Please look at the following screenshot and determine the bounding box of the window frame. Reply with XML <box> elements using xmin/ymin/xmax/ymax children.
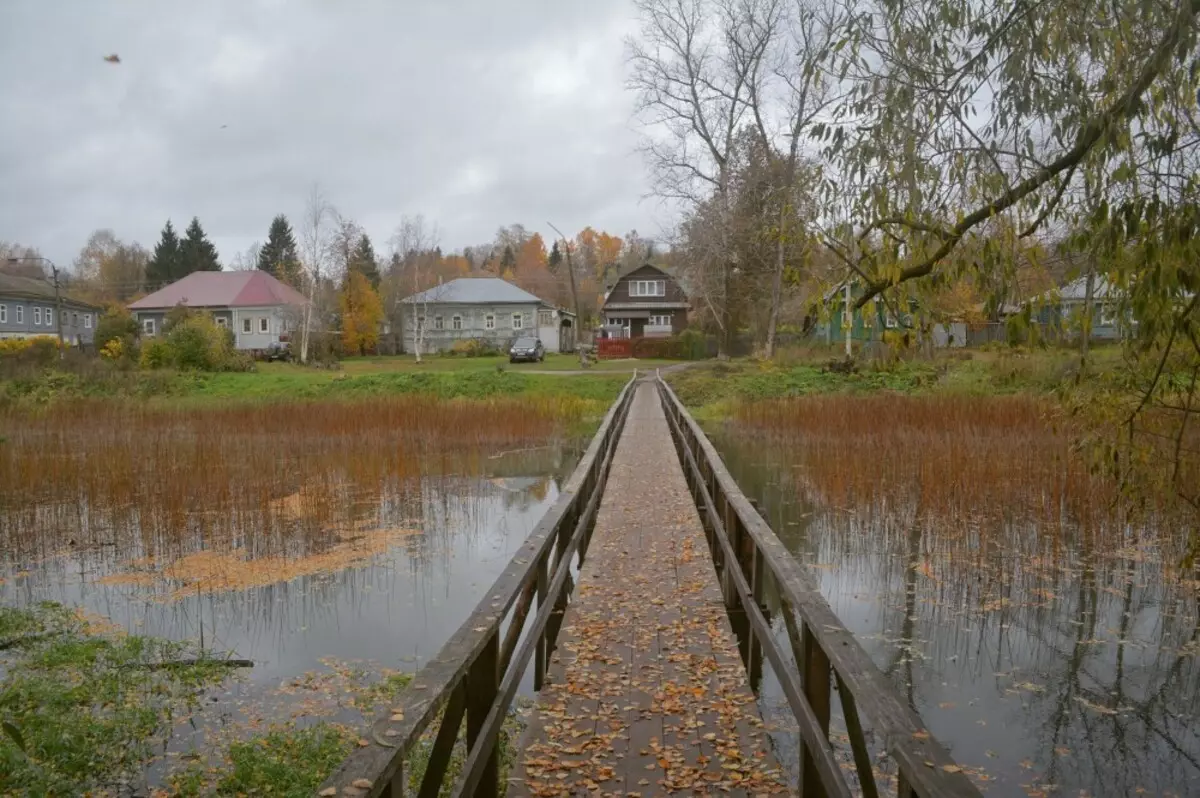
<box><xmin>33</xmin><ymin>307</ymin><xmax>41</xmax><ymax>326</ymax></box>
<box><xmin>84</xmin><ymin>313</ymin><xmax>91</xmax><ymax>329</ymax></box>
<box><xmin>46</xmin><ymin>308</ymin><xmax>53</xmax><ymax>327</ymax></box>
<box><xmin>0</xmin><ymin>304</ymin><xmax>6</xmax><ymax>324</ymax></box>
<box><xmin>143</xmin><ymin>318</ymin><xmax>156</xmax><ymax>336</ymax></box>
<box><xmin>215</xmin><ymin>316</ymin><xmax>228</xmax><ymax>329</ymax></box>
<box><xmin>884</xmin><ymin>311</ymin><xmax>898</xmax><ymax>329</ymax></box>
<box><xmin>72</xmin><ymin>312</ymin><xmax>79</xmax><ymax>327</ymax></box>
<box><xmin>1098</xmin><ymin>303</ymin><xmax>1117</xmax><ymax>327</ymax></box>
<box><xmin>434</xmin><ymin>315</ymin><xmax>444</xmax><ymax>330</ymax></box>
<box><xmin>649</xmin><ymin>314</ymin><xmax>671</xmax><ymax>327</ymax></box>
<box><xmin>538</xmin><ymin>310</ymin><xmax>554</xmax><ymax>326</ymax></box>
<box><xmin>484</xmin><ymin>314</ymin><xmax>495</xmax><ymax>330</ymax></box>
<box><xmin>259</xmin><ymin>317</ymin><xmax>269</xmax><ymax>334</ymax></box>
<box><xmin>242</xmin><ymin>317</ymin><xmax>252</xmax><ymax>334</ymax></box>
<box><xmin>452</xmin><ymin>315</ymin><xmax>463</xmax><ymax>330</ymax></box>
<box><xmin>511</xmin><ymin>312</ymin><xmax>523</xmax><ymax>330</ymax></box>
<box><xmin>15</xmin><ymin>306</ymin><xmax>23</xmax><ymax>324</ymax></box>
<box><xmin>631</xmin><ymin>280</ymin><xmax>665</xmax><ymax>297</ymax></box>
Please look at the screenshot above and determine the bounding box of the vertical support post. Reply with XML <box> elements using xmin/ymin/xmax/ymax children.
<box><xmin>466</xmin><ymin>631</ymin><xmax>500</xmax><ymax>798</ymax></box>
<box><xmin>534</xmin><ymin>550</ymin><xmax>549</xmax><ymax>691</ymax></box>
<box><xmin>747</xmin><ymin>546</ymin><xmax>766</xmax><ymax>691</ymax></box>
<box><xmin>800</xmin><ymin>621</ymin><xmax>832</xmax><ymax>798</ymax></box>
<box><xmin>897</xmin><ymin>771</ymin><xmax>914</xmax><ymax>798</ymax></box>
<box><xmin>388</xmin><ymin>763</ymin><xmax>405</xmax><ymax>798</ymax></box>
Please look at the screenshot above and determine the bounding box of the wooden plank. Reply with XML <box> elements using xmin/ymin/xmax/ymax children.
<box><xmin>658</xmin><ymin>378</ymin><xmax>983</xmax><ymax>798</ymax></box>
<box><xmin>465</xmin><ymin>631</ymin><xmax>499</xmax><ymax>798</ymax></box>
<box><xmin>800</xmin><ymin>621</ymin><xmax>832</xmax><ymax>798</ymax></box>
<box><xmin>417</xmin><ymin>684</ymin><xmax>467</xmax><ymax>798</ymax></box>
<box><xmin>512</xmin><ymin>383</ymin><xmax>787</xmax><ymax>797</ymax></box>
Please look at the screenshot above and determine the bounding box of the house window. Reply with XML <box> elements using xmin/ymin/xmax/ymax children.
<box><xmin>45</xmin><ymin>308</ymin><xmax>53</xmax><ymax>327</ymax></box>
<box><xmin>884</xmin><ymin>311</ymin><xmax>898</xmax><ymax>329</ymax></box>
<box><xmin>242</xmin><ymin>317</ymin><xmax>252</xmax><ymax>334</ymax></box>
<box><xmin>434</xmin><ymin>316</ymin><xmax>444</xmax><ymax>330</ymax></box>
<box><xmin>259</xmin><ymin>317</ymin><xmax>269</xmax><ymax>334</ymax></box>
<box><xmin>84</xmin><ymin>313</ymin><xmax>91</xmax><ymax>329</ymax></box>
<box><xmin>33</xmin><ymin>307</ymin><xmax>41</xmax><ymax>326</ymax></box>
<box><xmin>649</xmin><ymin>314</ymin><xmax>672</xmax><ymax>326</ymax></box>
<box><xmin>538</xmin><ymin>310</ymin><xmax>554</xmax><ymax>326</ymax></box>
<box><xmin>452</xmin><ymin>315</ymin><xmax>462</xmax><ymax>330</ymax></box>
<box><xmin>416</xmin><ymin>315</ymin><xmax>425</xmax><ymax>329</ymax></box>
<box><xmin>143</xmin><ymin>318</ymin><xmax>156</xmax><ymax>336</ymax></box>
<box><xmin>15</xmin><ymin>306</ymin><xmax>23</xmax><ymax>324</ymax></box>
<box><xmin>215</xmin><ymin>317</ymin><xmax>227</xmax><ymax>328</ymax></box>
<box><xmin>72</xmin><ymin>312</ymin><xmax>79</xmax><ymax>327</ymax></box>
<box><xmin>1099</xmin><ymin>304</ymin><xmax>1117</xmax><ymax>327</ymax></box>
<box><xmin>0</xmin><ymin>305</ymin><xmax>6</xmax><ymax>323</ymax></box>
<box><xmin>485</xmin><ymin>314</ymin><xmax>495</xmax><ymax>330</ymax></box>
<box><xmin>512</xmin><ymin>313</ymin><xmax>523</xmax><ymax>330</ymax></box>
<box><xmin>631</xmin><ymin>280</ymin><xmax>665</xmax><ymax>297</ymax></box>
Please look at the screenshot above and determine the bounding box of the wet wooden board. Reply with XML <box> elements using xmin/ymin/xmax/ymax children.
<box><xmin>511</xmin><ymin>382</ymin><xmax>786</xmax><ymax>797</ymax></box>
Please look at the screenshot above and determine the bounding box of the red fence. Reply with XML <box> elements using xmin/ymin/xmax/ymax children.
<box><xmin>595</xmin><ymin>338</ymin><xmax>633</xmax><ymax>359</ymax></box>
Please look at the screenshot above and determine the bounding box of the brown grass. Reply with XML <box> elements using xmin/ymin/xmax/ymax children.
<box><xmin>0</xmin><ymin>397</ymin><xmax>574</xmax><ymax>574</ymax></box>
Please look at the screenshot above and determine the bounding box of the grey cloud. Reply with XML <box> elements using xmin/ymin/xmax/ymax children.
<box><xmin>0</xmin><ymin>0</ymin><xmax>669</xmax><ymax>269</ymax></box>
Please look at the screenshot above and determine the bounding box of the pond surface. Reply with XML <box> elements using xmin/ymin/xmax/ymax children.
<box><xmin>711</xmin><ymin>426</ymin><xmax>1200</xmax><ymax>798</ymax></box>
<box><xmin>0</xmin><ymin>399</ymin><xmax>584</xmax><ymax>790</ymax></box>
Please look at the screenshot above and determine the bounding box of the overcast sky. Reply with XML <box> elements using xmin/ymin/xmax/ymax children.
<box><xmin>0</xmin><ymin>0</ymin><xmax>671</xmax><ymax>270</ymax></box>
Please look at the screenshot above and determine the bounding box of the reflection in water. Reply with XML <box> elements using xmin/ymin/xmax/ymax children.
<box><xmin>0</xmin><ymin>435</ymin><xmax>581</xmax><ymax>788</ymax></box>
<box><xmin>710</xmin><ymin>409</ymin><xmax>1200</xmax><ymax>798</ymax></box>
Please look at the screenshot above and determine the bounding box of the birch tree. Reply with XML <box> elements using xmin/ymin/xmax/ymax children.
<box><xmin>389</xmin><ymin>214</ymin><xmax>440</xmax><ymax>362</ymax></box>
<box><xmin>298</xmin><ymin>186</ymin><xmax>333</xmax><ymax>364</ymax></box>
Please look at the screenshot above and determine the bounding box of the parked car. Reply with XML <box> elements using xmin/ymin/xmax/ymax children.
<box><xmin>264</xmin><ymin>341</ymin><xmax>291</xmax><ymax>362</ymax></box>
<box><xmin>508</xmin><ymin>337</ymin><xmax>545</xmax><ymax>363</ymax></box>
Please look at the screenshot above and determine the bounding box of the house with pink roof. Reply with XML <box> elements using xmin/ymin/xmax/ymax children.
<box><xmin>128</xmin><ymin>270</ymin><xmax>309</xmax><ymax>351</ymax></box>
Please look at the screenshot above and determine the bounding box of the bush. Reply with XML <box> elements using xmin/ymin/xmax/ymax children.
<box><xmin>0</xmin><ymin>336</ymin><xmax>61</xmax><ymax>368</ymax></box>
<box><xmin>450</xmin><ymin>338</ymin><xmax>498</xmax><ymax>358</ymax></box>
<box><xmin>137</xmin><ymin>313</ymin><xmax>251</xmax><ymax>372</ymax></box>
<box><xmin>95</xmin><ymin>306</ymin><xmax>139</xmax><ymax>353</ymax></box>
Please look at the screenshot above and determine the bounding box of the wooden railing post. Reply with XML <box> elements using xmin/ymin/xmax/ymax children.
<box><xmin>534</xmin><ymin>551</ymin><xmax>549</xmax><ymax>691</ymax></box>
<box><xmin>466</xmin><ymin>631</ymin><xmax>500</xmax><ymax>798</ymax></box>
<box><xmin>800</xmin><ymin>621</ymin><xmax>832</xmax><ymax>798</ymax></box>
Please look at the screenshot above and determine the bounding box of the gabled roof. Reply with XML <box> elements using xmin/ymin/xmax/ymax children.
<box><xmin>400</xmin><ymin>277</ymin><xmax>547</xmax><ymax>305</ymax></box>
<box><xmin>0</xmin><ymin>271</ymin><xmax>100</xmax><ymax>309</ymax></box>
<box><xmin>128</xmin><ymin>270</ymin><xmax>308</xmax><ymax>310</ymax></box>
<box><xmin>611</xmin><ymin>262</ymin><xmax>677</xmax><ymax>283</ymax></box>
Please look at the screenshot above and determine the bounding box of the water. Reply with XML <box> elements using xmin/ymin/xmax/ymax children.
<box><xmin>0</xmin><ymin>442</ymin><xmax>581</xmax><ymax>787</ymax></box>
<box><xmin>711</xmin><ymin>429</ymin><xmax>1200</xmax><ymax>798</ymax></box>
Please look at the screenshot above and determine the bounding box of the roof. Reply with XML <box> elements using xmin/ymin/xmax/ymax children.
<box><xmin>1052</xmin><ymin>275</ymin><xmax>1117</xmax><ymax>301</ymax></box>
<box><xmin>400</xmin><ymin>277</ymin><xmax>548</xmax><ymax>305</ymax></box>
<box><xmin>128</xmin><ymin>270</ymin><xmax>309</xmax><ymax>310</ymax></box>
<box><xmin>0</xmin><ymin>271</ymin><xmax>100</xmax><ymax>309</ymax></box>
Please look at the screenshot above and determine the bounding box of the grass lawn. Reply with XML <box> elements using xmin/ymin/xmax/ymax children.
<box><xmin>333</xmin><ymin>353</ymin><xmax>687</xmax><ymax>374</ymax></box>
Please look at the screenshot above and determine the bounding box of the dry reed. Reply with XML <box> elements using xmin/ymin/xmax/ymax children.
<box><xmin>0</xmin><ymin>397</ymin><xmax>576</xmax><ymax>575</ymax></box>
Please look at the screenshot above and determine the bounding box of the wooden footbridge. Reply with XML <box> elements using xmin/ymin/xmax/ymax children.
<box><xmin>321</xmin><ymin>377</ymin><xmax>984</xmax><ymax>798</ymax></box>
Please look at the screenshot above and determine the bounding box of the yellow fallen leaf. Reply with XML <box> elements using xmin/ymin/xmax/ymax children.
<box><xmin>942</xmin><ymin>765</ymin><xmax>962</xmax><ymax>774</ymax></box>
<box><xmin>352</xmin><ymin>779</ymin><xmax>373</xmax><ymax>788</ymax></box>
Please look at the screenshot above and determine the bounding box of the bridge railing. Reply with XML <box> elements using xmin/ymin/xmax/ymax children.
<box><xmin>656</xmin><ymin>375</ymin><xmax>983</xmax><ymax>798</ymax></box>
<box><xmin>320</xmin><ymin>376</ymin><xmax>637</xmax><ymax>798</ymax></box>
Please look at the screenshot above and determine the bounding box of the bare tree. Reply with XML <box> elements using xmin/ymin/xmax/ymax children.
<box><xmin>628</xmin><ymin>0</ymin><xmax>779</xmax><ymax>357</ymax></box>
<box><xmin>389</xmin><ymin>214</ymin><xmax>440</xmax><ymax>362</ymax></box>
<box><xmin>229</xmin><ymin>242</ymin><xmax>262</xmax><ymax>272</ymax></box>
<box><xmin>299</xmin><ymin>185</ymin><xmax>333</xmax><ymax>364</ymax></box>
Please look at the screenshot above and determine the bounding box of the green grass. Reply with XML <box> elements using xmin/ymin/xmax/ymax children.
<box><xmin>0</xmin><ymin>603</ymin><xmax>231</xmax><ymax>796</ymax></box>
<box><xmin>666</xmin><ymin>346</ymin><xmax>1115</xmax><ymax>418</ymax></box>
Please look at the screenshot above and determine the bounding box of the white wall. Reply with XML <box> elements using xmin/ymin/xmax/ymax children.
<box><xmin>231</xmin><ymin>306</ymin><xmax>296</xmax><ymax>350</ymax></box>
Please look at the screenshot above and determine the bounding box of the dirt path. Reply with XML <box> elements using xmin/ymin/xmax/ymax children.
<box><xmin>510</xmin><ymin>382</ymin><xmax>786</xmax><ymax>797</ymax></box>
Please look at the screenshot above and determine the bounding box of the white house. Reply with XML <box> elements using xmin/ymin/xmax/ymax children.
<box><xmin>128</xmin><ymin>270</ymin><xmax>309</xmax><ymax>351</ymax></box>
<box><xmin>400</xmin><ymin>278</ymin><xmax>576</xmax><ymax>354</ymax></box>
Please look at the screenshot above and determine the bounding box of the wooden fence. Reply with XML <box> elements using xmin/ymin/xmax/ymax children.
<box><xmin>656</xmin><ymin>375</ymin><xmax>983</xmax><ymax>798</ymax></box>
<box><xmin>318</xmin><ymin>376</ymin><xmax>636</xmax><ymax>798</ymax></box>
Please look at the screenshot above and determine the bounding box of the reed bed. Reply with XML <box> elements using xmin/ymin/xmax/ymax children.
<box><xmin>0</xmin><ymin>396</ymin><xmax>578</xmax><ymax>573</ymax></box>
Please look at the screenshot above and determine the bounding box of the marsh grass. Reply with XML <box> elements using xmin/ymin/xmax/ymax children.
<box><xmin>0</xmin><ymin>396</ymin><xmax>579</xmax><ymax>578</ymax></box>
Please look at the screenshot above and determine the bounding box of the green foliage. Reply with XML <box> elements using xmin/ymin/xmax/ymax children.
<box><xmin>258</xmin><ymin>214</ymin><xmax>302</xmax><ymax>285</ymax></box>
<box><xmin>138</xmin><ymin>312</ymin><xmax>252</xmax><ymax>372</ymax></box>
<box><xmin>0</xmin><ymin>603</ymin><xmax>228</xmax><ymax>795</ymax></box>
<box><xmin>450</xmin><ymin>338</ymin><xmax>500</xmax><ymax>358</ymax></box>
<box><xmin>179</xmin><ymin>216</ymin><xmax>221</xmax><ymax>274</ymax></box>
<box><xmin>95</xmin><ymin>305</ymin><xmax>139</xmax><ymax>353</ymax></box>
<box><xmin>349</xmin><ymin>233</ymin><xmax>381</xmax><ymax>288</ymax></box>
<box><xmin>192</xmin><ymin>723</ymin><xmax>356</xmax><ymax>797</ymax></box>
<box><xmin>145</xmin><ymin>220</ymin><xmax>181</xmax><ymax>289</ymax></box>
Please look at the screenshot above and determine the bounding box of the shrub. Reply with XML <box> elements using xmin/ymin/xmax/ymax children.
<box><xmin>95</xmin><ymin>306</ymin><xmax>139</xmax><ymax>352</ymax></box>
<box><xmin>138</xmin><ymin>338</ymin><xmax>172</xmax><ymax>370</ymax></box>
<box><xmin>0</xmin><ymin>336</ymin><xmax>61</xmax><ymax>366</ymax></box>
<box><xmin>450</xmin><ymin>338</ymin><xmax>497</xmax><ymax>358</ymax></box>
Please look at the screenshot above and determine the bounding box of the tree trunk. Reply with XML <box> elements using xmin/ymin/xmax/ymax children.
<box><xmin>764</xmin><ymin>206</ymin><xmax>787</xmax><ymax>359</ymax></box>
<box><xmin>1079</xmin><ymin>265</ymin><xmax>1095</xmax><ymax>373</ymax></box>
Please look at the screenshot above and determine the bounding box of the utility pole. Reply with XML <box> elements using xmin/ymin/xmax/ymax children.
<box><xmin>547</xmin><ymin>222</ymin><xmax>587</xmax><ymax>366</ymax></box>
<box><xmin>7</xmin><ymin>256</ymin><xmax>65</xmax><ymax>357</ymax></box>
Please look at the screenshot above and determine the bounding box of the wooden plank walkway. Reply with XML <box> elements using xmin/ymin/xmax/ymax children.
<box><xmin>511</xmin><ymin>381</ymin><xmax>786</xmax><ymax>797</ymax></box>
